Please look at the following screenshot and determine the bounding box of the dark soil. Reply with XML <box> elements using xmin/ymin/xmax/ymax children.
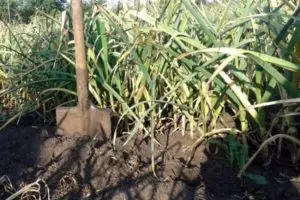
<box><xmin>0</xmin><ymin>125</ymin><xmax>300</xmax><ymax>200</ymax></box>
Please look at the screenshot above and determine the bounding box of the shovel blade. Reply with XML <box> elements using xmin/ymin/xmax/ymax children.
<box><xmin>56</xmin><ymin>105</ymin><xmax>112</xmax><ymax>140</ymax></box>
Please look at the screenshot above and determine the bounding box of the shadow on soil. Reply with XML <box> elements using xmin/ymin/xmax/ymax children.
<box><xmin>0</xmin><ymin>122</ymin><xmax>300</xmax><ymax>200</ymax></box>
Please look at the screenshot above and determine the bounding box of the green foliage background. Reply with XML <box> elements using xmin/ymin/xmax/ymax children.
<box><xmin>0</xmin><ymin>0</ymin><xmax>66</xmax><ymax>23</ymax></box>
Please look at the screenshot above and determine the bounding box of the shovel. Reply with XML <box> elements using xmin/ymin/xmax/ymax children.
<box><xmin>56</xmin><ymin>0</ymin><xmax>111</xmax><ymax>140</ymax></box>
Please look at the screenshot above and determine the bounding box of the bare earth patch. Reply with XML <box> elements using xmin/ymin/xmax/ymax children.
<box><xmin>0</xmin><ymin>126</ymin><xmax>299</xmax><ymax>200</ymax></box>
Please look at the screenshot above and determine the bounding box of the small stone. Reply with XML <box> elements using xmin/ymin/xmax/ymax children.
<box><xmin>40</xmin><ymin>129</ymin><xmax>49</xmax><ymax>137</ymax></box>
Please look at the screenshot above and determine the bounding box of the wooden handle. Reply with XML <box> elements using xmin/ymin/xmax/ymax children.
<box><xmin>72</xmin><ymin>0</ymin><xmax>90</xmax><ymax>111</ymax></box>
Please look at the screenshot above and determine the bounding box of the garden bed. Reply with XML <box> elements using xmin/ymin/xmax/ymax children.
<box><xmin>0</xmin><ymin>125</ymin><xmax>299</xmax><ymax>200</ymax></box>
